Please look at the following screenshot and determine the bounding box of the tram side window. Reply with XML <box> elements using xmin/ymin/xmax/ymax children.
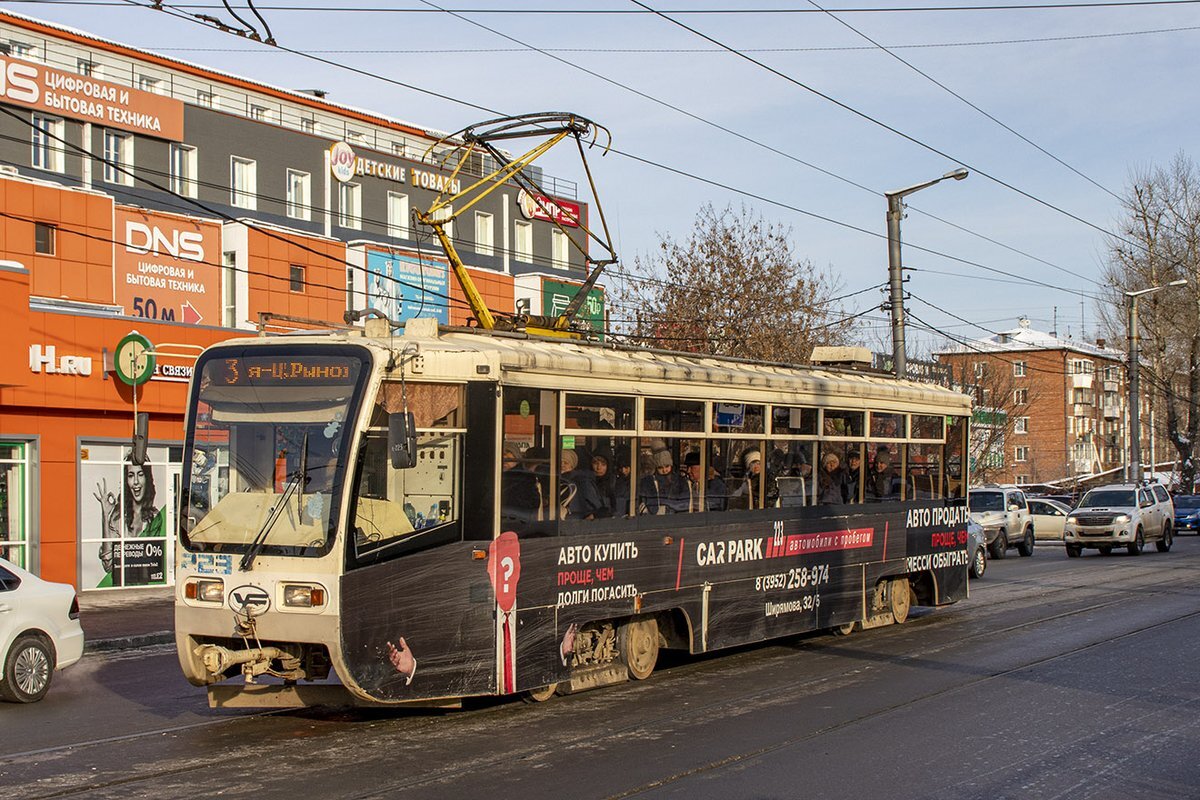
<box><xmin>944</xmin><ymin>415</ymin><xmax>967</xmax><ymax>498</ymax></box>
<box><xmin>907</xmin><ymin>443</ymin><xmax>942</xmax><ymax>499</ymax></box>
<box><xmin>815</xmin><ymin>442</ymin><xmax>855</xmax><ymax>506</ymax></box>
<box><xmin>770</xmin><ymin>440</ymin><xmax>813</xmax><ymax>507</ymax></box>
<box><xmin>864</xmin><ymin>441</ymin><xmax>901</xmax><ymax>502</ymax></box>
<box><xmin>351</xmin><ymin>383</ymin><xmax>463</xmax><ymax>559</ymax></box>
<box><xmin>561</xmin><ymin>393</ymin><xmax>635</xmax><ymax>520</ymax></box>
<box><xmin>722</xmin><ymin>439</ymin><xmax>768</xmax><ymax>510</ymax></box>
<box><xmin>823</xmin><ymin>410</ymin><xmax>864</xmax><ymax>437</ymax></box>
<box><xmin>870</xmin><ymin>412</ymin><xmax>906</xmax><ymax>439</ymax></box>
<box><xmin>501</xmin><ymin>387</ymin><xmax>555</xmax><ymax>530</ymax></box>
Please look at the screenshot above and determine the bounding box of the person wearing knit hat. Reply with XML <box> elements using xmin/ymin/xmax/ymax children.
<box><xmin>729</xmin><ymin>446</ymin><xmax>766</xmax><ymax>509</ymax></box>
<box><xmin>559</xmin><ymin>447</ymin><xmax>603</xmax><ymax>519</ymax></box>
<box><xmin>743</xmin><ymin>450</ymin><xmax>761</xmax><ymax>468</ymax></box>
<box><xmin>638</xmin><ymin>447</ymin><xmax>687</xmax><ymax>514</ymax></box>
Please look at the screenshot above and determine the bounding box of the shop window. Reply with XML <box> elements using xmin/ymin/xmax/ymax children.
<box><xmin>0</xmin><ymin>442</ymin><xmax>31</xmax><ymax>570</ymax></box>
<box><xmin>290</xmin><ymin>265</ymin><xmax>306</xmax><ymax>293</ymax></box>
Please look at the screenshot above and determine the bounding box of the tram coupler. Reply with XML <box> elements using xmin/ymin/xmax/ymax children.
<box><xmin>194</xmin><ymin>643</ymin><xmax>304</xmax><ymax>683</ymax></box>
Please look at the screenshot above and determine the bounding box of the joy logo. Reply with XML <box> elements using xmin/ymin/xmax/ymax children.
<box><xmin>125</xmin><ymin>221</ymin><xmax>205</xmax><ymax>262</ymax></box>
<box><xmin>0</xmin><ymin>58</ymin><xmax>40</xmax><ymax>104</ymax></box>
<box><xmin>229</xmin><ymin>585</ymin><xmax>271</xmax><ymax>616</ymax></box>
<box><xmin>329</xmin><ymin>141</ymin><xmax>356</xmax><ymax>183</ymax></box>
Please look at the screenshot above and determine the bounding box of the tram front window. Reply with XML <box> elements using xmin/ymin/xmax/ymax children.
<box><xmin>180</xmin><ymin>347</ymin><xmax>370</xmax><ymax>558</ymax></box>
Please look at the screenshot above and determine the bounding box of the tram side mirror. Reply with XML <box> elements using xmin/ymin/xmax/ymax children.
<box><xmin>131</xmin><ymin>412</ymin><xmax>149</xmax><ymax>466</ymax></box>
<box><xmin>389</xmin><ymin>411</ymin><xmax>418</xmax><ymax>470</ymax></box>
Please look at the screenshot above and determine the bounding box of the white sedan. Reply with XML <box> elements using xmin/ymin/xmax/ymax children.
<box><xmin>0</xmin><ymin>557</ymin><xmax>85</xmax><ymax>703</ymax></box>
<box><xmin>1029</xmin><ymin>498</ymin><xmax>1073</xmax><ymax>543</ymax></box>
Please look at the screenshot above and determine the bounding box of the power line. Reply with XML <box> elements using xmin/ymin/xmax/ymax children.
<box><xmin>630</xmin><ymin>0</ymin><xmax>1150</xmax><ymax>256</ymax></box>
<box><xmin>13</xmin><ymin>1</ymin><xmax>1200</xmax><ymax>11</ymax></box>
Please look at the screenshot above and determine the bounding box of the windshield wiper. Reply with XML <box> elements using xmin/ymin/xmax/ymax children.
<box><xmin>240</xmin><ymin>432</ymin><xmax>308</xmax><ymax>571</ymax></box>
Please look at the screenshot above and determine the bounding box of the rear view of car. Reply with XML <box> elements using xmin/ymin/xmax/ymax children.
<box><xmin>0</xmin><ymin>558</ymin><xmax>85</xmax><ymax>703</ymax></box>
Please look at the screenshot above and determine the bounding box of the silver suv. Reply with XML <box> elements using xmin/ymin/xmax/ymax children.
<box><xmin>968</xmin><ymin>486</ymin><xmax>1034</xmax><ymax>559</ymax></box>
<box><xmin>1063</xmin><ymin>483</ymin><xmax>1174</xmax><ymax>557</ymax></box>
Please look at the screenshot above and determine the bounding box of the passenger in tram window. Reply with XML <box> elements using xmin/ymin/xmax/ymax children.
<box><xmin>817</xmin><ymin>452</ymin><xmax>846</xmax><ymax>505</ymax></box>
<box><xmin>769</xmin><ymin>442</ymin><xmax>812</xmax><ymax>479</ymax></box>
<box><xmin>590</xmin><ymin>454</ymin><xmax>619</xmax><ymax>518</ymax></box>
<box><xmin>559</xmin><ymin>449</ymin><xmax>603</xmax><ymax>520</ymax></box>
<box><xmin>501</xmin><ymin>444</ymin><xmax>542</xmax><ymax>526</ymax></box>
<box><xmin>613</xmin><ymin>447</ymin><xmax>632</xmax><ymax>515</ymax></box>
<box><xmin>729</xmin><ymin>449</ymin><xmax>766</xmax><ymax>509</ymax></box>
<box><xmin>638</xmin><ymin>449</ymin><xmax>687</xmax><ymax>514</ymax></box>
<box><xmin>684</xmin><ymin>452</ymin><xmax>727</xmax><ymax>512</ymax></box>
<box><xmin>866</xmin><ymin>449</ymin><xmax>899</xmax><ymax>501</ymax></box>
<box><xmin>844</xmin><ymin>450</ymin><xmax>862</xmax><ymax>502</ymax></box>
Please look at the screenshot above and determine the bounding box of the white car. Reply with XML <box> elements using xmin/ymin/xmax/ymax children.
<box><xmin>0</xmin><ymin>558</ymin><xmax>85</xmax><ymax>703</ymax></box>
<box><xmin>1029</xmin><ymin>498</ymin><xmax>1073</xmax><ymax>542</ymax></box>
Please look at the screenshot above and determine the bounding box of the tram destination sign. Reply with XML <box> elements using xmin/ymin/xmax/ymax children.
<box><xmin>210</xmin><ymin>355</ymin><xmax>361</xmax><ymax>387</ymax></box>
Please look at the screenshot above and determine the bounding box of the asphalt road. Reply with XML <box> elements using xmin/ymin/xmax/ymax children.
<box><xmin>4</xmin><ymin>536</ymin><xmax>1200</xmax><ymax>800</ymax></box>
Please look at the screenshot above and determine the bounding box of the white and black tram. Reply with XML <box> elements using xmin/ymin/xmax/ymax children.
<box><xmin>175</xmin><ymin>318</ymin><xmax>972</xmax><ymax>707</ymax></box>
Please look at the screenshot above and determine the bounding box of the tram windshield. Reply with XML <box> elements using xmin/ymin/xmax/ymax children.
<box><xmin>179</xmin><ymin>345</ymin><xmax>371</xmax><ymax>558</ymax></box>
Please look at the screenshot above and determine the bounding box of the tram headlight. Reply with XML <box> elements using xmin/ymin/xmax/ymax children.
<box><xmin>185</xmin><ymin>578</ymin><xmax>224</xmax><ymax>604</ymax></box>
<box><xmin>283</xmin><ymin>583</ymin><xmax>327</xmax><ymax>608</ymax></box>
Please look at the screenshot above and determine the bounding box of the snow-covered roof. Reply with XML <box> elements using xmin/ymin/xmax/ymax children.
<box><xmin>934</xmin><ymin>317</ymin><xmax>1124</xmax><ymax>361</ymax></box>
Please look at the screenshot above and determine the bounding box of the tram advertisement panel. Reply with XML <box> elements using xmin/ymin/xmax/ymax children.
<box><xmin>79</xmin><ymin>442</ymin><xmax>172</xmax><ymax>589</ymax></box>
<box><xmin>339</xmin><ymin>501</ymin><xmax>967</xmax><ymax>702</ymax></box>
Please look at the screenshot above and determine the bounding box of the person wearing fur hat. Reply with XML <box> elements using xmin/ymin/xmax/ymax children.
<box><xmin>638</xmin><ymin>447</ymin><xmax>687</xmax><ymax>514</ymax></box>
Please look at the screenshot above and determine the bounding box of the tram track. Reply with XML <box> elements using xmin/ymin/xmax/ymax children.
<box><xmin>9</xmin><ymin>551</ymin><xmax>1198</xmax><ymax>799</ymax></box>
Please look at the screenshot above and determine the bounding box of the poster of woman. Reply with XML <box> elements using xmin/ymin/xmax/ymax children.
<box><xmin>81</xmin><ymin>443</ymin><xmax>170</xmax><ymax>589</ymax></box>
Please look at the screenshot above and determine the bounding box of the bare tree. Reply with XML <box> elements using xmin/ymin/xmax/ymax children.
<box><xmin>612</xmin><ymin>204</ymin><xmax>860</xmax><ymax>362</ymax></box>
<box><xmin>1100</xmin><ymin>154</ymin><xmax>1200</xmax><ymax>490</ymax></box>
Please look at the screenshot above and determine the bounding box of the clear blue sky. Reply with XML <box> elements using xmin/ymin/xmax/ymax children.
<box><xmin>11</xmin><ymin>0</ymin><xmax>1200</xmax><ymax>352</ymax></box>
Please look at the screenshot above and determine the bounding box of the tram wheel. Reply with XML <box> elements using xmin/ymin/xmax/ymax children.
<box><xmin>833</xmin><ymin>621</ymin><xmax>858</xmax><ymax>636</ymax></box>
<box><xmin>619</xmin><ymin>618</ymin><xmax>659</xmax><ymax>681</ymax></box>
<box><xmin>889</xmin><ymin>578</ymin><xmax>911</xmax><ymax>625</ymax></box>
<box><xmin>521</xmin><ymin>683</ymin><xmax>559</xmax><ymax>703</ymax></box>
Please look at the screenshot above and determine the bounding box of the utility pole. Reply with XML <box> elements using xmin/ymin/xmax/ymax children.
<box><xmin>884</xmin><ymin>168</ymin><xmax>969</xmax><ymax>379</ymax></box>
<box><xmin>1126</xmin><ymin>280</ymin><xmax>1187</xmax><ymax>483</ymax></box>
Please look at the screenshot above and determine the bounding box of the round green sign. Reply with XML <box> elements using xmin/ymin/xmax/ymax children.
<box><xmin>113</xmin><ymin>332</ymin><xmax>155</xmax><ymax>386</ymax></box>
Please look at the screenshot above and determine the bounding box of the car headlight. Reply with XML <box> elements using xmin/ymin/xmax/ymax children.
<box><xmin>1113</xmin><ymin>514</ymin><xmax>1131</xmax><ymax>524</ymax></box>
<box><xmin>283</xmin><ymin>583</ymin><xmax>327</xmax><ymax>608</ymax></box>
<box><xmin>1066</xmin><ymin>515</ymin><xmax>1078</xmax><ymax>524</ymax></box>
<box><xmin>185</xmin><ymin>578</ymin><xmax>224</xmax><ymax>603</ymax></box>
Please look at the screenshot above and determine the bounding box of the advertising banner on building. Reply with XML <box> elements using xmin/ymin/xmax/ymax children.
<box><xmin>0</xmin><ymin>56</ymin><xmax>184</xmax><ymax>140</ymax></box>
<box><xmin>541</xmin><ymin>278</ymin><xmax>605</xmax><ymax>337</ymax></box>
<box><xmin>79</xmin><ymin>442</ymin><xmax>174</xmax><ymax>589</ymax></box>
<box><xmin>366</xmin><ymin>248</ymin><xmax>450</xmax><ymax>325</ymax></box>
<box><xmin>114</xmin><ymin>208</ymin><xmax>221</xmax><ymax>326</ymax></box>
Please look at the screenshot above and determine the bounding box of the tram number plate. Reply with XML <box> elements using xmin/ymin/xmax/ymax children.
<box><xmin>181</xmin><ymin>553</ymin><xmax>234</xmax><ymax>575</ymax></box>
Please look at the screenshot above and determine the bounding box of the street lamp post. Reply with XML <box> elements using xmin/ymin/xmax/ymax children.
<box><xmin>1125</xmin><ymin>279</ymin><xmax>1187</xmax><ymax>483</ymax></box>
<box><xmin>885</xmin><ymin>168</ymin><xmax>969</xmax><ymax>378</ymax></box>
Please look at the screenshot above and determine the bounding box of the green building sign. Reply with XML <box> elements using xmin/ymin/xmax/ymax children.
<box><xmin>541</xmin><ymin>278</ymin><xmax>606</xmax><ymax>338</ymax></box>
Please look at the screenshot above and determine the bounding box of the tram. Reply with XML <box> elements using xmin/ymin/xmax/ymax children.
<box><xmin>174</xmin><ymin>317</ymin><xmax>973</xmax><ymax>707</ymax></box>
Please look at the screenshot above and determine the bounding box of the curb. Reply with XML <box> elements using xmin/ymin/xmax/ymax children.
<box><xmin>85</xmin><ymin>631</ymin><xmax>174</xmax><ymax>654</ymax></box>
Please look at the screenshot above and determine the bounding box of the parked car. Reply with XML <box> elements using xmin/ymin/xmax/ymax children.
<box><xmin>968</xmin><ymin>485</ymin><xmax>1035</xmax><ymax>559</ymax></box>
<box><xmin>0</xmin><ymin>558</ymin><xmax>85</xmax><ymax>703</ymax></box>
<box><xmin>1173</xmin><ymin>494</ymin><xmax>1200</xmax><ymax>532</ymax></box>
<box><xmin>967</xmin><ymin>518</ymin><xmax>987</xmax><ymax>579</ymax></box>
<box><xmin>1029</xmin><ymin>498</ymin><xmax>1073</xmax><ymax>542</ymax></box>
<box><xmin>1063</xmin><ymin>483</ymin><xmax>1174</xmax><ymax>557</ymax></box>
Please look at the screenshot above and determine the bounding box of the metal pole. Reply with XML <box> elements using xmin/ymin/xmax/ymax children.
<box><xmin>1128</xmin><ymin>294</ymin><xmax>1141</xmax><ymax>484</ymax></box>
<box><xmin>886</xmin><ymin>193</ymin><xmax>906</xmax><ymax>379</ymax></box>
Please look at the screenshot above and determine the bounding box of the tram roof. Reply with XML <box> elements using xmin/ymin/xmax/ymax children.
<box><xmin>224</xmin><ymin>324</ymin><xmax>971</xmax><ymax>414</ymax></box>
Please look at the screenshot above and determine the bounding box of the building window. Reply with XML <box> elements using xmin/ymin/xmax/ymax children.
<box><xmin>338</xmin><ymin>182</ymin><xmax>361</xmax><ymax>229</ymax></box>
<box><xmin>1013</xmin><ymin>360</ymin><xmax>1026</xmax><ymax>377</ymax></box>
<box><xmin>286</xmin><ymin>169</ymin><xmax>311</xmax><ymax>220</ymax></box>
<box><xmin>973</xmin><ymin>362</ymin><xmax>988</xmax><ymax>379</ymax></box>
<box><xmin>230</xmin><ymin>156</ymin><xmax>257</xmax><ymax>210</ymax></box>
<box><xmin>1015</xmin><ymin>417</ymin><xmax>1029</xmax><ymax>434</ymax></box>
<box><xmin>169</xmin><ymin>144</ymin><xmax>197</xmax><ymax>197</ymax></box>
<box><xmin>551</xmin><ymin>228</ymin><xmax>570</xmax><ymax>270</ymax></box>
<box><xmin>1014</xmin><ymin>388</ymin><xmax>1028</xmax><ymax>405</ymax></box>
<box><xmin>290</xmin><ymin>265</ymin><xmax>306</xmax><ymax>293</ymax></box>
<box><xmin>196</xmin><ymin>90</ymin><xmax>215</xmax><ymax>108</ymax></box>
<box><xmin>34</xmin><ymin>222</ymin><xmax>56</xmax><ymax>255</ymax></box>
<box><xmin>138</xmin><ymin>76</ymin><xmax>163</xmax><ymax>95</ymax></box>
<box><xmin>1104</xmin><ymin>365</ymin><xmax>1119</xmax><ymax>381</ymax></box>
<box><xmin>1015</xmin><ymin>446</ymin><xmax>1029</xmax><ymax>463</ymax></box>
<box><xmin>346</xmin><ymin>129</ymin><xmax>367</xmax><ymax>145</ymax></box>
<box><xmin>9</xmin><ymin>41</ymin><xmax>35</xmax><ymax>60</ymax></box>
<box><xmin>102</xmin><ymin>130</ymin><xmax>132</xmax><ymax>185</ymax></box>
<box><xmin>222</xmin><ymin>251</ymin><xmax>237</xmax><ymax>327</ymax></box>
<box><xmin>387</xmin><ymin>192</ymin><xmax>409</xmax><ymax>239</ymax></box>
<box><xmin>514</xmin><ymin>221</ymin><xmax>532</xmax><ymax>263</ymax></box>
<box><xmin>300</xmin><ymin>118</ymin><xmax>316</xmax><ymax>135</ymax></box>
<box><xmin>475</xmin><ymin>212</ymin><xmax>494</xmax><ymax>257</ymax></box>
<box><xmin>249</xmin><ymin>104</ymin><xmax>270</xmax><ymax>122</ymax></box>
<box><xmin>1015</xmin><ymin>474</ymin><xmax>1031</xmax><ymax>485</ymax></box>
<box><xmin>31</xmin><ymin>115</ymin><xmax>63</xmax><ymax>173</ymax></box>
<box><xmin>77</xmin><ymin>58</ymin><xmax>96</xmax><ymax>77</ymax></box>
<box><xmin>1070</xmin><ymin>359</ymin><xmax>1094</xmax><ymax>375</ymax></box>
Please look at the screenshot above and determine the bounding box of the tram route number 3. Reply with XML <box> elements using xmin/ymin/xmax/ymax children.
<box><xmin>132</xmin><ymin>295</ymin><xmax>176</xmax><ymax>322</ymax></box>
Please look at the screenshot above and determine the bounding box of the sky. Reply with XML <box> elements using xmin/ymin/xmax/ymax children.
<box><xmin>9</xmin><ymin>0</ymin><xmax>1200</xmax><ymax>354</ymax></box>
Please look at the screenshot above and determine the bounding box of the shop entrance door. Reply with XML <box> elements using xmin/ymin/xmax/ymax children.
<box><xmin>0</xmin><ymin>442</ymin><xmax>30</xmax><ymax>569</ymax></box>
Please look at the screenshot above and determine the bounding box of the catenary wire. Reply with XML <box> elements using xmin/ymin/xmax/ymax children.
<box><xmin>13</xmin><ymin>1</ymin><xmax>1200</xmax><ymax>12</ymax></box>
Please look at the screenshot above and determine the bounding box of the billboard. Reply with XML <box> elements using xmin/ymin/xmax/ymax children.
<box><xmin>541</xmin><ymin>278</ymin><xmax>605</xmax><ymax>336</ymax></box>
<box><xmin>366</xmin><ymin>248</ymin><xmax>450</xmax><ymax>325</ymax></box>
<box><xmin>114</xmin><ymin>208</ymin><xmax>222</xmax><ymax>326</ymax></box>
